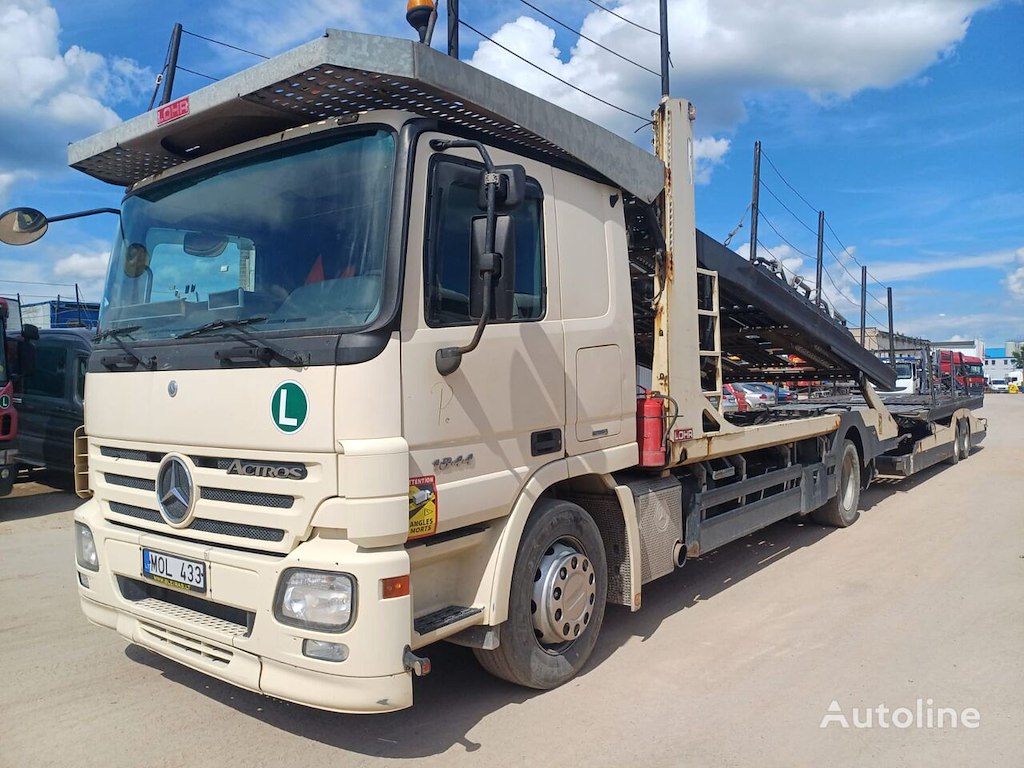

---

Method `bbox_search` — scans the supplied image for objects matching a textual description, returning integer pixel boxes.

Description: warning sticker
[408,475,438,540]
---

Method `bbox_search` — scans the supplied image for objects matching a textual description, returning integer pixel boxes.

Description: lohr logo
[226,459,306,480]
[271,382,308,433]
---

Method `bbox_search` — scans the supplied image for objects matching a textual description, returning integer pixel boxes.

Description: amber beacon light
[406,0,436,43]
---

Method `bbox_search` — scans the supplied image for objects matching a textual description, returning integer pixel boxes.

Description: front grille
[200,486,293,509]
[110,502,162,523]
[101,446,162,462]
[106,473,155,491]
[109,501,285,542]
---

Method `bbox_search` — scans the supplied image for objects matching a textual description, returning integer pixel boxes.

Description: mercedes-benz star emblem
[156,456,194,526]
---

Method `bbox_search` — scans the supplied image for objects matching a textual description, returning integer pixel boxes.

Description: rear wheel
[955,419,972,460]
[948,421,965,465]
[474,499,608,689]
[812,439,861,528]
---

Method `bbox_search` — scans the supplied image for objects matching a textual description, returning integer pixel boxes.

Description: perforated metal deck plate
[68,29,665,202]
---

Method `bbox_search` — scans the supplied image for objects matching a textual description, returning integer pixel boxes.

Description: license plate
[142,548,207,593]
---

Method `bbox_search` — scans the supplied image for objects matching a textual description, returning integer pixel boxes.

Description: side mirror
[478,165,527,212]
[0,207,49,246]
[470,214,516,321]
[22,324,39,342]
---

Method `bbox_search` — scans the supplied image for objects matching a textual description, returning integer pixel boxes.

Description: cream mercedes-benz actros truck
[0,25,985,713]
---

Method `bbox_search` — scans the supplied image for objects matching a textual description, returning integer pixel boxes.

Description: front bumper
[75,498,414,713]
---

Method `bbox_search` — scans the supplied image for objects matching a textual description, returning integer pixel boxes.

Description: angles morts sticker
[408,475,438,540]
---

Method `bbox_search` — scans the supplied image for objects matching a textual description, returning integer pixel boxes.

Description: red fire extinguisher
[636,391,665,467]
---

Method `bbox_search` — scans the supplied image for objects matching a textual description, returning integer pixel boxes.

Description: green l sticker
[271,382,308,433]
[0,395,8,409]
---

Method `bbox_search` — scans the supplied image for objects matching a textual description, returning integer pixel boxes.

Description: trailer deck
[767,393,983,423]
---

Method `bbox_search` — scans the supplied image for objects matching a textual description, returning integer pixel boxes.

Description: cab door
[399,134,564,536]
[15,339,84,473]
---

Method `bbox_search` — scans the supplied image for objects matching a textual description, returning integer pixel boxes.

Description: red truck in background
[0,297,40,496]
[0,298,19,495]
[936,350,985,396]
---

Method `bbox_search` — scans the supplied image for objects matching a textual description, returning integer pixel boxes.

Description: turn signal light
[382,575,410,599]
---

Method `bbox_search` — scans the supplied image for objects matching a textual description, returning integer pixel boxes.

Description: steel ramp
[696,231,897,390]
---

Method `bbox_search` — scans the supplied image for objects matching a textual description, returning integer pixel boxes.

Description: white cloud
[0,0,151,191]
[871,247,1020,281]
[53,250,109,281]
[464,1,992,180]
[1005,248,1024,301]
[694,137,730,184]
[212,0,371,57]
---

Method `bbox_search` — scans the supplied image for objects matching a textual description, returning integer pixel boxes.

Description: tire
[812,439,861,528]
[473,499,608,689]
[962,422,972,458]
[947,421,964,465]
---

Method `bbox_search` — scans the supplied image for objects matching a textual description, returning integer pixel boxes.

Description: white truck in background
[0,23,986,713]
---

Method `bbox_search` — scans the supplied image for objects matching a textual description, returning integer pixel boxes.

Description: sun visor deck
[68,28,665,202]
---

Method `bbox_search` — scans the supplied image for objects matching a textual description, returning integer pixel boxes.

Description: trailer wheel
[954,419,972,461]
[812,439,861,527]
[947,421,965,465]
[474,499,607,689]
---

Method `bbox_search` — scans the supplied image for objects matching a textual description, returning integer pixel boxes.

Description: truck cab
[14,327,90,476]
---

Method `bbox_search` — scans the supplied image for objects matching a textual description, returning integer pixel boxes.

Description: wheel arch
[485,464,642,626]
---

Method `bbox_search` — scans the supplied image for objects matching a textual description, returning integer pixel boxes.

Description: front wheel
[812,439,861,527]
[474,499,608,689]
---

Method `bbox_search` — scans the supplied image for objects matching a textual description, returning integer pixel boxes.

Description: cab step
[414,605,482,635]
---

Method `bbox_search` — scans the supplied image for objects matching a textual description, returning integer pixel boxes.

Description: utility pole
[448,0,459,58]
[749,141,761,263]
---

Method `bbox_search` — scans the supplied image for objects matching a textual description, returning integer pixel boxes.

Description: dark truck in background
[13,328,89,478]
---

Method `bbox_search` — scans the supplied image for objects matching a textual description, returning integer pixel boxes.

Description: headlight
[274,569,354,632]
[75,522,99,571]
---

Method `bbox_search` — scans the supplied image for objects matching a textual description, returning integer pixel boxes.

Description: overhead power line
[181,29,269,60]
[0,278,79,288]
[516,0,659,77]
[584,0,661,36]
[176,65,218,82]
[758,212,814,261]
[760,149,819,216]
[759,180,818,238]
[459,19,649,123]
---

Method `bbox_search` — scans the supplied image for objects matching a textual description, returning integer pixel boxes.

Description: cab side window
[76,356,87,401]
[22,345,66,399]
[425,157,545,326]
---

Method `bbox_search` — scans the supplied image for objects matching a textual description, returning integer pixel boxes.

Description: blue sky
[1,0,1021,346]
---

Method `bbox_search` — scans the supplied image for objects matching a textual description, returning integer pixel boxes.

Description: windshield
[894,363,914,379]
[966,363,983,377]
[99,129,396,340]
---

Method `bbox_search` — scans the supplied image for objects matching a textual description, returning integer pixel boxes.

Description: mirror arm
[435,175,499,376]
[436,272,492,376]
[47,208,121,223]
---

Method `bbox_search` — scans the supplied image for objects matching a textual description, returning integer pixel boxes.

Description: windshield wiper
[175,317,268,339]
[94,326,156,370]
[177,317,305,366]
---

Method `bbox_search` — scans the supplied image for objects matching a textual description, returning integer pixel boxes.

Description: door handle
[531,428,562,457]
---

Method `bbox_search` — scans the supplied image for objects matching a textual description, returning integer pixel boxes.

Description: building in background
[984,342,1022,382]
[19,299,99,330]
